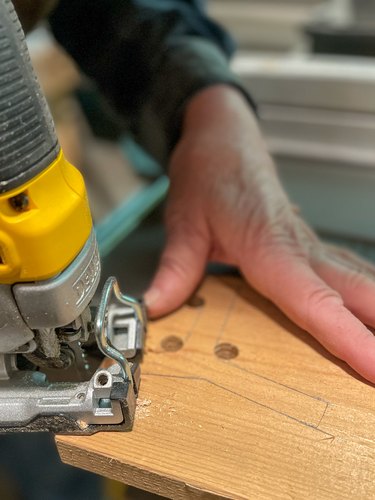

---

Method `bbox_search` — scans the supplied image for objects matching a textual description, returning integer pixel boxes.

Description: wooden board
[56,276,375,499]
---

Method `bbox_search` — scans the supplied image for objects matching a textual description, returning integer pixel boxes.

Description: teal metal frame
[95,137,169,257]
[95,175,169,257]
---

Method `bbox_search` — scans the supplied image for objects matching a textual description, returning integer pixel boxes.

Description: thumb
[145,223,209,318]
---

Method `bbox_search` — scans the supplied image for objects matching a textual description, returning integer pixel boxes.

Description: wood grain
[56,276,375,499]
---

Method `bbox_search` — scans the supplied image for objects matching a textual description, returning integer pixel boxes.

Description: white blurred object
[233,53,375,240]
[207,0,322,51]
[233,53,375,111]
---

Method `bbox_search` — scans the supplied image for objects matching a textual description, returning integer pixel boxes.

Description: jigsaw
[0,0,146,434]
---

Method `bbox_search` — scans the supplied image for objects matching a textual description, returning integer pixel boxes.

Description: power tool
[0,0,146,434]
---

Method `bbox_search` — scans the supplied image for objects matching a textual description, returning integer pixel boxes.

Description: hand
[145,85,375,383]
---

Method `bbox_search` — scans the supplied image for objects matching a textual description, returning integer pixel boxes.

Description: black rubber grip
[0,0,59,193]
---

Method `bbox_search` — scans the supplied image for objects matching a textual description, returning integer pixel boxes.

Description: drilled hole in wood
[161,335,183,352]
[215,343,239,360]
[187,295,205,308]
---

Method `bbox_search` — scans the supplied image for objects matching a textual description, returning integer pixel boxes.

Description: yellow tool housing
[0,150,92,284]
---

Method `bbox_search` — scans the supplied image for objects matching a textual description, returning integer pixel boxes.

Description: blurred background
[1,0,375,498]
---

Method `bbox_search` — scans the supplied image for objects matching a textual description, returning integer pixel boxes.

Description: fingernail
[144,288,160,307]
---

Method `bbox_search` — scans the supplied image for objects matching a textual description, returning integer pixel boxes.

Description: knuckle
[167,218,208,248]
[159,254,189,282]
[308,287,341,308]
[303,286,343,330]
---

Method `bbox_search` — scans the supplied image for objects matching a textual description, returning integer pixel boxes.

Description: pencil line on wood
[215,288,240,345]
[143,372,335,438]
[184,305,205,344]
[228,360,330,404]
[316,402,329,429]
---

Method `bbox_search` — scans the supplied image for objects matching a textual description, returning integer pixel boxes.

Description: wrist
[170,83,276,181]
[182,84,258,136]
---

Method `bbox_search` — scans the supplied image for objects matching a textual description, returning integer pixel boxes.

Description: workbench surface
[56,276,375,499]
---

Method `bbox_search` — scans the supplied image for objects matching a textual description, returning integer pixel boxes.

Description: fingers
[312,249,375,327]
[144,221,209,318]
[241,251,375,383]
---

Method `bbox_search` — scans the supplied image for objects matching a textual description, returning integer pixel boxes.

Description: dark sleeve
[48,0,254,165]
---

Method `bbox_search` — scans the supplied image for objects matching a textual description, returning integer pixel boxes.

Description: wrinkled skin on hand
[145,85,375,383]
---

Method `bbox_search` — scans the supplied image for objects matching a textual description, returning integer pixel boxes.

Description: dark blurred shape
[0,434,103,500]
[306,0,375,57]
[12,0,57,33]
[126,486,165,499]
[306,24,375,57]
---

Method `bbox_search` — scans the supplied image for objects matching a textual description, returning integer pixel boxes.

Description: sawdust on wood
[136,399,152,419]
